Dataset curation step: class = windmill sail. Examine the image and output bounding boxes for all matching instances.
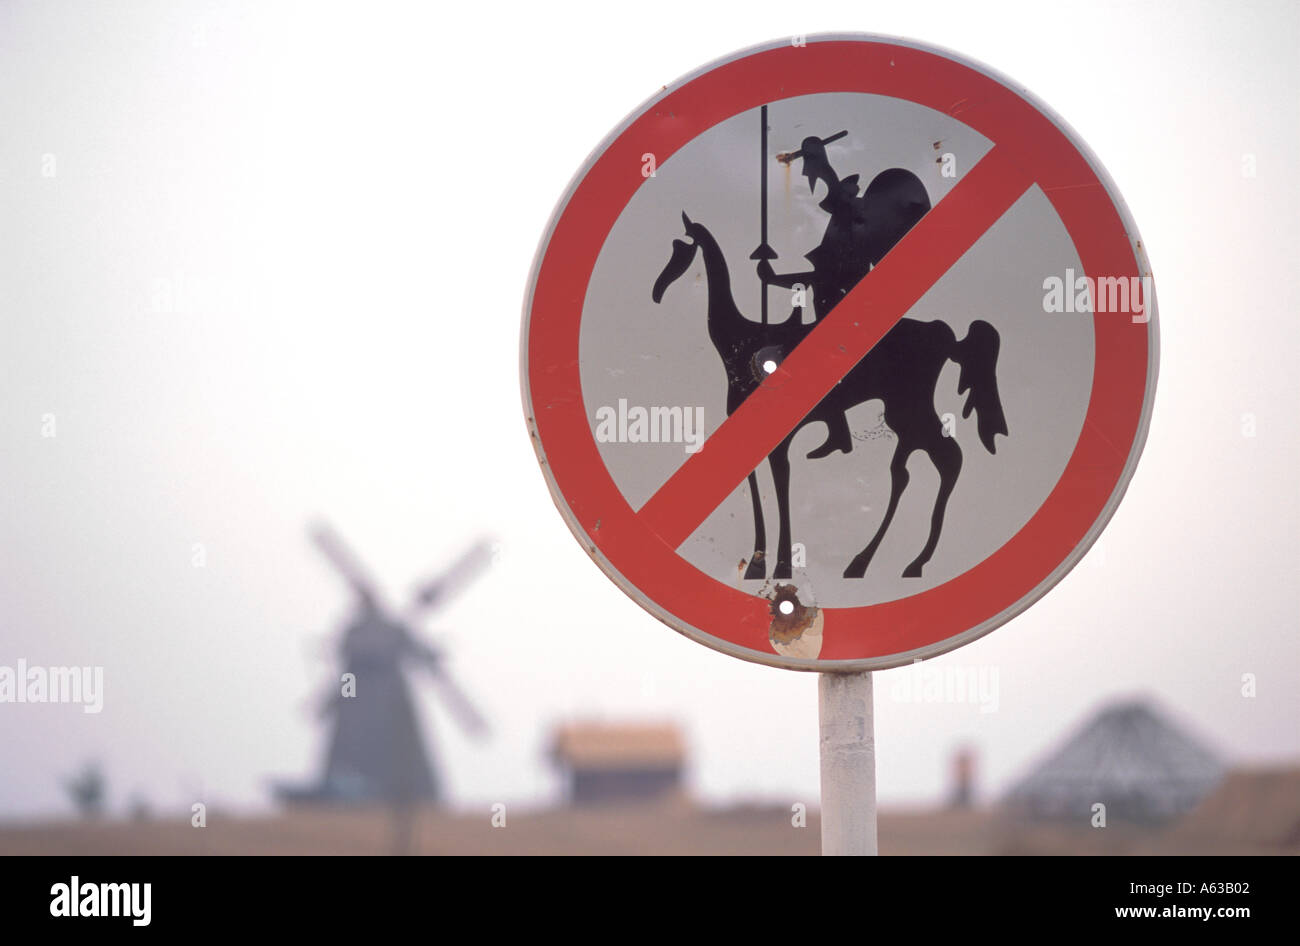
[277,526,490,807]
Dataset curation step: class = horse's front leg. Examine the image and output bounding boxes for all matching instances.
[744,470,767,579]
[845,442,912,579]
[769,437,795,579]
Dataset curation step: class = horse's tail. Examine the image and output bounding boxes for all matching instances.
[951,319,1008,454]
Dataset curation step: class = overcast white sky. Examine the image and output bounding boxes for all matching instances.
[1,0,1297,820]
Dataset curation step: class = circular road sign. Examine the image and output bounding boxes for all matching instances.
[521,34,1158,671]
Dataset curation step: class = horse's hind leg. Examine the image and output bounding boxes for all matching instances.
[744,470,766,580]
[770,439,795,579]
[845,444,912,579]
[903,429,962,578]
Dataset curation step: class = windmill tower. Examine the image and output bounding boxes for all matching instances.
[279,523,491,806]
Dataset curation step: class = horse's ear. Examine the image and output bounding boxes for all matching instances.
[652,238,696,304]
[681,211,693,230]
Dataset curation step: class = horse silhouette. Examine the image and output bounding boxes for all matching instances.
[652,208,1008,581]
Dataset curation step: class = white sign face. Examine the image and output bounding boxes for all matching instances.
[582,91,1095,610]
[523,36,1158,669]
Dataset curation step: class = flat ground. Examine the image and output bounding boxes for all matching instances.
[1,803,1292,855]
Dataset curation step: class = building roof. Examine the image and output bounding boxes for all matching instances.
[1004,698,1223,823]
[551,722,685,771]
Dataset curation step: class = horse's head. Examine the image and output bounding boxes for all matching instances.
[651,212,702,304]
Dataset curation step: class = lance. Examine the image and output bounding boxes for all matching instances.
[749,104,777,326]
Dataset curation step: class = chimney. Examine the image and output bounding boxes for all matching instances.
[948,747,976,809]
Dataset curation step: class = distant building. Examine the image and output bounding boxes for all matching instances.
[550,722,686,805]
[1174,766,1300,849]
[1004,699,1223,824]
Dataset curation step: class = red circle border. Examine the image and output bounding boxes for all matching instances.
[524,38,1153,666]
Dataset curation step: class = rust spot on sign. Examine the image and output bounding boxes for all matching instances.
[768,584,817,645]
[767,584,824,658]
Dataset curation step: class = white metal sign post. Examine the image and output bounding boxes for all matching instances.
[522,35,1158,854]
[820,671,876,855]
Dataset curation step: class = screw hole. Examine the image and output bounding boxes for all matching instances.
[778,600,794,615]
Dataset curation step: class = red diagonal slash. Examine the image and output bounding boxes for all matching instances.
[635,146,1034,549]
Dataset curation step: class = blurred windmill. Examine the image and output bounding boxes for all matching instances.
[277,522,492,807]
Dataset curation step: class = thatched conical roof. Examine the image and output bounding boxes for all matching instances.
[1005,699,1223,824]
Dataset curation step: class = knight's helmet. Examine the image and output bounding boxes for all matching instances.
[781,130,849,193]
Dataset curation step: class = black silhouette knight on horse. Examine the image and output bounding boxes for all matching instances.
[652,110,1008,582]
